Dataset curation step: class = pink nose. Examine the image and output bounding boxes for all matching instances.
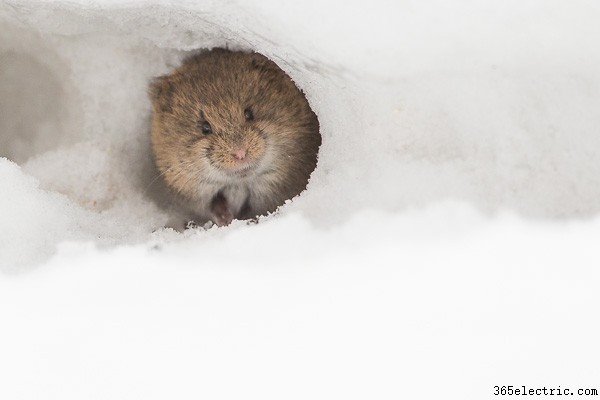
[232,149,246,161]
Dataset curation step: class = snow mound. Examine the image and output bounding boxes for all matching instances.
[2,0,600,268]
[1,1,600,398]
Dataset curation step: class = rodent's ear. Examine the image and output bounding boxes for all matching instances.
[149,76,174,113]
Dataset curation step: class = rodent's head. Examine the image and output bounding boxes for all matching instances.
[149,49,320,201]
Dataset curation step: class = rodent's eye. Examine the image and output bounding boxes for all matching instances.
[201,122,212,135]
[244,108,254,121]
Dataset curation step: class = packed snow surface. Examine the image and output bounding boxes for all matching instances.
[1,0,599,398]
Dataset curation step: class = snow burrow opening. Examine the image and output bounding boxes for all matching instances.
[2,0,600,270]
[0,50,75,164]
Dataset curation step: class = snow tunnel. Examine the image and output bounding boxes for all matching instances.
[2,0,600,271]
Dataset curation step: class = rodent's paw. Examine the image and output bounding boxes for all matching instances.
[212,210,233,227]
[210,192,233,227]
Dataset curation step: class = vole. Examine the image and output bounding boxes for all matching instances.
[149,49,321,226]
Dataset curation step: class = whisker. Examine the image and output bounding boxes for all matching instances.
[141,165,177,196]
[156,160,197,198]
[173,160,207,197]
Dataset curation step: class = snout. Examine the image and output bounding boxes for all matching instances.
[216,132,266,176]
[231,148,247,161]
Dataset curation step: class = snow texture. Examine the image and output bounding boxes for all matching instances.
[1,0,599,398]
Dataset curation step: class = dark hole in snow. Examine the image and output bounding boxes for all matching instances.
[0,52,72,163]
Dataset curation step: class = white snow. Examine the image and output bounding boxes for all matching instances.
[1,0,600,398]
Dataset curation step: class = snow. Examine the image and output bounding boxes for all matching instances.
[1,0,600,398]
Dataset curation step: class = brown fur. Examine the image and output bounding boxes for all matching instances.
[149,49,321,226]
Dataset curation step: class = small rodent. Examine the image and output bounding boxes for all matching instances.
[149,49,321,226]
